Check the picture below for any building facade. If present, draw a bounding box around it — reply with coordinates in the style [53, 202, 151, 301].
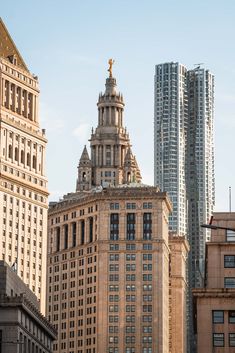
[47, 67, 189, 353]
[0, 261, 56, 353]
[193, 212, 235, 353]
[154, 62, 215, 287]
[0, 19, 48, 312]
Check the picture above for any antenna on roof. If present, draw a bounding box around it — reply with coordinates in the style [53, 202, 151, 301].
[229, 186, 232, 212]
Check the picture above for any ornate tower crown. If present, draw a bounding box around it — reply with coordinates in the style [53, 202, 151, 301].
[76, 62, 141, 191]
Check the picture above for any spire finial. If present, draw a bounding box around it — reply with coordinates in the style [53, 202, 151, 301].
[108, 59, 115, 78]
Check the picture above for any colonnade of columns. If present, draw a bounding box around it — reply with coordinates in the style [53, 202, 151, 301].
[2, 78, 38, 122]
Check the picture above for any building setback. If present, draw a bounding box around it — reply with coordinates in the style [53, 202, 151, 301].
[47, 66, 189, 353]
[0, 261, 56, 353]
[0, 19, 48, 313]
[193, 213, 235, 353]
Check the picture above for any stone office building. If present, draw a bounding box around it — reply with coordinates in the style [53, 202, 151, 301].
[193, 213, 235, 352]
[0, 19, 48, 313]
[0, 261, 56, 353]
[47, 66, 188, 353]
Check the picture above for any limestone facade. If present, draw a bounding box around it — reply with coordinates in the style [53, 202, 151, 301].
[47, 69, 188, 353]
[193, 212, 235, 353]
[0, 19, 48, 313]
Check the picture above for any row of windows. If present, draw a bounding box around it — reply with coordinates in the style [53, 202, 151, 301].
[110, 213, 152, 241]
[110, 202, 152, 210]
[213, 310, 235, 323]
[213, 333, 235, 347]
[110, 244, 152, 251]
[109, 349, 152, 353]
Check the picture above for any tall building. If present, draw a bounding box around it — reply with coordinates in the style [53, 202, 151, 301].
[193, 213, 235, 353]
[154, 62, 215, 286]
[47, 65, 189, 353]
[0, 19, 48, 313]
[0, 261, 56, 353]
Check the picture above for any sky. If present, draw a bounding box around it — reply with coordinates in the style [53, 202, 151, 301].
[1, 0, 235, 211]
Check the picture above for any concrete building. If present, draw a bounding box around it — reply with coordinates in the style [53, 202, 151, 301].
[0, 19, 48, 313]
[193, 213, 235, 353]
[0, 261, 56, 353]
[154, 62, 215, 287]
[47, 66, 189, 353]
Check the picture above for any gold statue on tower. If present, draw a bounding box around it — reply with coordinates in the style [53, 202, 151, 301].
[108, 58, 115, 78]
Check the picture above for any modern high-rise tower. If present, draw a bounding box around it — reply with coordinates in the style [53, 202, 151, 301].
[154, 62, 215, 287]
[0, 19, 48, 313]
[154, 62, 215, 353]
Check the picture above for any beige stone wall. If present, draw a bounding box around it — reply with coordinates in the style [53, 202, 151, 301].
[0, 25, 48, 313]
[47, 188, 174, 353]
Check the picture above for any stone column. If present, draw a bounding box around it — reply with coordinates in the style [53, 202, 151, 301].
[1, 78, 5, 106]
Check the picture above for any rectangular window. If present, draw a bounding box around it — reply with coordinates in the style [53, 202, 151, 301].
[110, 244, 119, 251]
[80, 220, 85, 245]
[227, 230, 235, 242]
[229, 333, 235, 347]
[127, 213, 135, 240]
[213, 333, 224, 347]
[229, 311, 235, 323]
[56, 227, 60, 251]
[72, 222, 76, 247]
[224, 255, 235, 268]
[89, 217, 93, 243]
[224, 277, 235, 288]
[126, 203, 136, 209]
[110, 214, 119, 240]
[143, 213, 152, 240]
[212, 311, 224, 323]
[64, 224, 68, 249]
[126, 244, 136, 251]
[110, 203, 119, 210]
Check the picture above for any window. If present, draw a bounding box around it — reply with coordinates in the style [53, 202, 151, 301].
[72, 222, 76, 247]
[64, 224, 68, 249]
[212, 311, 224, 323]
[110, 214, 119, 240]
[110, 203, 119, 210]
[213, 333, 224, 347]
[89, 217, 93, 243]
[224, 277, 235, 288]
[229, 311, 235, 323]
[229, 333, 235, 347]
[126, 254, 136, 261]
[126, 203, 136, 209]
[56, 227, 60, 251]
[110, 254, 119, 261]
[227, 230, 235, 242]
[127, 213, 135, 240]
[224, 255, 235, 268]
[143, 202, 152, 209]
[126, 244, 136, 251]
[80, 220, 85, 245]
[143, 213, 152, 240]
[110, 244, 119, 251]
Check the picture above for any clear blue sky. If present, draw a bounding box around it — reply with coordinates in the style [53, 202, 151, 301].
[2, 0, 235, 211]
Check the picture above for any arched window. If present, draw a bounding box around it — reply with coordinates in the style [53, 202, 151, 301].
[32, 155, 36, 169]
[15, 147, 19, 161]
[21, 150, 25, 164]
[8, 145, 12, 159]
[27, 153, 30, 167]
